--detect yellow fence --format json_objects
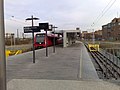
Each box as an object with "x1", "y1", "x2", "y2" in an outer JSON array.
[
  {"x1": 6, "y1": 50, "x2": 22, "y2": 58},
  {"x1": 88, "y1": 44, "x2": 99, "y2": 51}
]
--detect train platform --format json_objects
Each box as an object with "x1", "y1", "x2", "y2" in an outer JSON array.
[{"x1": 6, "y1": 41, "x2": 120, "y2": 90}]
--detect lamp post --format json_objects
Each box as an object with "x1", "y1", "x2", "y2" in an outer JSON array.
[
  {"x1": 52, "y1": 26, "x2": 58, "y2": 53},
  {"x1": 26, "y1": 15, "x2": 39, "y2": 63},
  {"x1": 0, "y1": 0, "x2": 6, "y2": 90},
  {"x1": 17, "y1": 29, "x2": 19, "y2": 45},
  {"x1": 92, "y1": 29, "x2": 95, "y2": 44},
  {"x1": 11, "y1": 33, "x2": 14, "y2": 50},
  {"x1": 91, "y1": 23, "x2": 95, "y2": 44}
]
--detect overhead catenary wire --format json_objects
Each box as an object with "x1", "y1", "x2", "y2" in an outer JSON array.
[
  {"x1": 93, "y1": 0, "x2": 113, "y2": 24},
  {"x1": 5, "y1": 13, "x2": 29, "y2": 25},
  {"x1": 92, "y1": 0, "x2": 117, "y2": 27},
  {"x1": 10, "y1": 18, "x2": 27, "y2": 24}
]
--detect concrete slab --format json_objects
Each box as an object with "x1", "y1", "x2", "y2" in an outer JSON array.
[
  {"x1": 7, "y1": 79, "x2": 120, "y2": 90},
  {"x1": 79, "y1": 42, "x2": 99, "y2": 80}
]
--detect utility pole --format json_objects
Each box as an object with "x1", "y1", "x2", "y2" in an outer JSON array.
[
  {"x1": 26, "y1": 15, "x2": 39, "y2": 63},
  {"x1": 91, "y1": 23, "x2": 95, "y2": 44},
  {"x1": 0, "y1": 0, "x2": 7, "y2": 90},
  {"x1": 11, "y1": 33, "x2": 13, "y2": 48},
  {"x1": 17, "y1": 29, "x2": 19, "y2": 39},
  {"x1": 11, "y1": 33, "x2": 14, "y2": 49},
  {"x1": 13, "y1": 33, "x2": 16, "y2": 48},
  {"x1": 17, "y1": 29, "x2": 19, "y2": 44},
  {"x1": 22, "y1": 33, "x2": 24, "y2": 39},
  {"x1": 92, "y1": 29, "x2": 95, "y2": 44}
]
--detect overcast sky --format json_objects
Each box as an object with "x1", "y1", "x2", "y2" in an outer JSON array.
[{"x1": 4, "y1": 0, "x2": 120, "y2": 36}]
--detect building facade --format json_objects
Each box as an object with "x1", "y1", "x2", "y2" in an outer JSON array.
[
  {"x1": 94, "y1": 30, "x2": 102, "y2": 40},
  {"x1": 102, "y1": 18, "x2": 120, "y2": 41},
  {"x1": 81, "y1": 31, "x2": 88, "y2": 40}
]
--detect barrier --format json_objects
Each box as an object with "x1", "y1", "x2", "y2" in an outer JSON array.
[
  {"x1": 6, "y1": 50, "x2": 22, "y2": 58},
  {"x1": 88, "y1": 44, "x2": 99, "y2": 51},
  {"x1": 6, "y1": 50, "x2": 11, "y2": 57}
]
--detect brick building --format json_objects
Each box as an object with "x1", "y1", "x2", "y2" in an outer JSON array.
[
  {"x1": 81, "y1": 30, "x2": 102, "y2": 41},
  {"x1": 81, "y1": 31, "x2": 88, "y2": 40},
  {"x1": 94, "y1": 30, "x2": 102, "y2": 40},
  {"x1": 102, "y1": 18, "x2": 120, "y2": 41}
]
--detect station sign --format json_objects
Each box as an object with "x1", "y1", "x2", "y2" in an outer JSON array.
[
  {"x1": 24, "y1": 26, "x2": 41, "y2": 33},
  {"x1": 39, "y1": 23, "x2": 50, "y2": 30}
]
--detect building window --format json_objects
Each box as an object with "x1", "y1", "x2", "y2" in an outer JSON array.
[
  {"x1": 103, "y1": 25, "x2": 107, "y2": 29},
  {"x1": 118, "y1": 22, "x2": 120, "y2": 25},
  {"x1": 113, "y1": 23, "x2": 116, "y2": 26}
]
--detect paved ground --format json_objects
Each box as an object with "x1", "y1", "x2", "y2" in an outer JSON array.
[
  {"x1": 7, "y1": 79, "x2": 120, "y2": 90},
  {"x1": 80, "y1": 42, "x2": 99, "y2": 80},
  {"x1": 7, "y1": 43, "x2": 80, "y2": 81},
  {"x1": 6, "y1": 42, "x2": 98, "y2": 82},
  {"x1": 7, "y1": 42, "x2": 120, "y2": 90}
]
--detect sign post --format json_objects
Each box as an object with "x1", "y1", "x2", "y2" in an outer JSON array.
[
  {"x1": 39, "y1": 23, "x2": 49, "y2": 57},
  {"x1": 24, "y1": 16, "x2": 39, "y2": 63},
  {"x1": 45, "y1": 30, "x2": 48, "y2": 57},
  {"x1": 24, "y1": 25, "x2": 40, "y2": 63}
]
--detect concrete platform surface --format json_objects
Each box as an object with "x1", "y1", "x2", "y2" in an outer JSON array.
[
  {"x1": 7, "y1": 79, "x2": 120, "y2": 90},
  {"x1": 80, "y1": 42, "x2": 99, "y2": 80},
  {"x1": 6, "y1": 42, "x2": 120, "y2": 90},
  {"x1": 6, "y1": 42, "x2": 98, "y2": 82}
]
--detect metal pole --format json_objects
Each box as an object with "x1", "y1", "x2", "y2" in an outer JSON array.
[
  {"x1": 26, "y1": 15, "x2": 39, "y2": 63},
  {"x1": 53, "y1": 27, "x2": 55, "y2": 53},
  {"x1": 0, "y1": 0, "x2": 7, "y2": 90},
  {"x1": 52, "y1": 26, "x2": 57, "y2": 53},
  {"x1": 17, "y1": 29, "x2": 19, "y2": 45},
  {"x1": 11, "y1": 34, "x2": 12, "y2": 50},
  {"x1": 92, "y1": 29, "x2": 95, "y2": 44},
  {"x1": 31, "y1": 15, "x2": 35, "y2": 63},
  {"x1": 14, "y1": 34, "x2": 15, "y2": 46},
  {"x1": 13, "y1": 34, "x2": 15, "y2": 50},
  {"x1": 45, "y1": 30, "x2": 48, "y2": 57}
]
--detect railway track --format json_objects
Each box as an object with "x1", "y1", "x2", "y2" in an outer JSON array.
[
  {"x1": 91, "y1": 51, "x2": 120, "y2": 79},
  {"x1": 85, "y1": 44, "x2": 120, "y2": 79}
]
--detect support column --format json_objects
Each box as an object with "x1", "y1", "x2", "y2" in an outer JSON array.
[
  {"x1": 0, "y1": 0, "x2": 7, "y2": 90},
  {"x1": 63, "y1": 31, "x2": 67, "y2": 47}
]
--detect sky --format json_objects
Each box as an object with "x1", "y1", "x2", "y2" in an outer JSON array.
[{"x1": 4, "y1": 0, "x2": 120, "y2": 37}]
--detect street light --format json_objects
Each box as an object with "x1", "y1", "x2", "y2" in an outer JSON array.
[
  {"x1": 92, "y1": 29, "x2": 95, "y2": 44},
  {"x1": 11, "y1": 33, "x2": 14, "y2": 50},
  {"x1": 26, "y1": 15, "x2": 39, "y2": 63}
]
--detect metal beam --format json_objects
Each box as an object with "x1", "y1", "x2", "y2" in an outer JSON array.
[{"x1": 0, "y1": 0, "x2": 7, "y2": 90}]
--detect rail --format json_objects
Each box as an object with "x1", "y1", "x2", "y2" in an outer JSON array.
[{"x1": 85, "y1": 43, "x2": 120, "y2": 79}]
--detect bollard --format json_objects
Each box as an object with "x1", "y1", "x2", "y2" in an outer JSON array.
[{"x1": 5, "y1": 50, "x2": 11, "y2": 58}]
